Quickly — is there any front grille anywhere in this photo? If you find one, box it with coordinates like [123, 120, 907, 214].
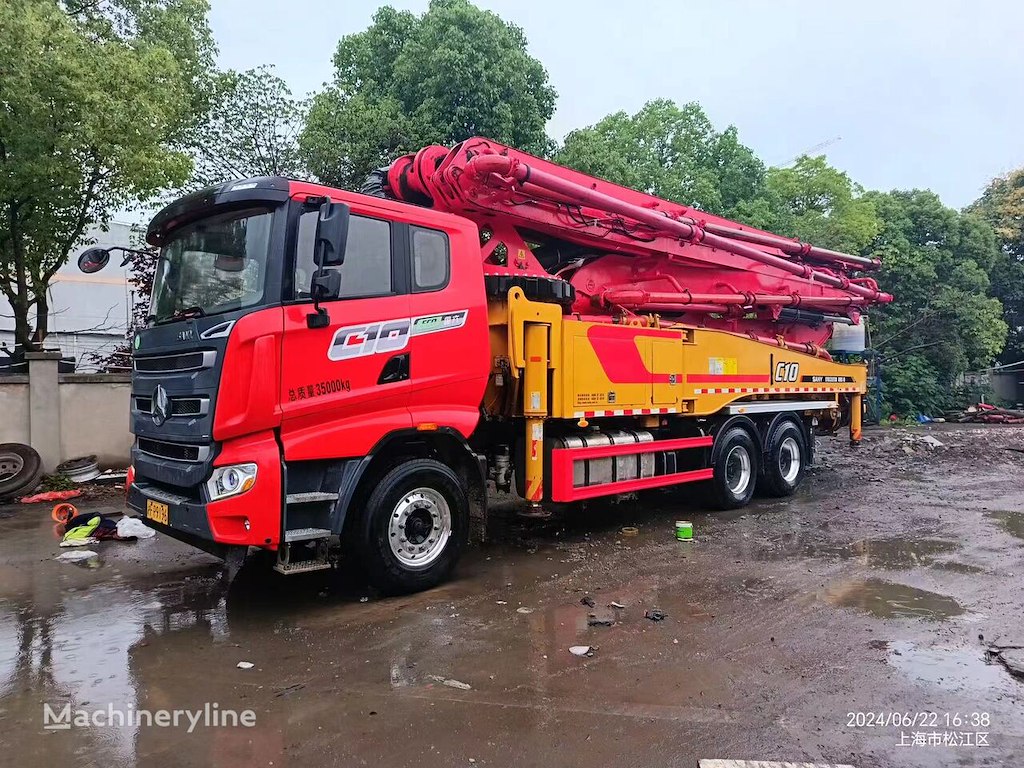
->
[137, 437, 208, 463]
[173, 398, 202, 416]
[135, 350, 214, 373]
[134, 396, 206, 416]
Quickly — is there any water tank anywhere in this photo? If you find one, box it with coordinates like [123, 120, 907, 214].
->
[830, 318, 866, 353]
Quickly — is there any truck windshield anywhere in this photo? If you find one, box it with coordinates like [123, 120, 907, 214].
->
[150, 207, 273, 323]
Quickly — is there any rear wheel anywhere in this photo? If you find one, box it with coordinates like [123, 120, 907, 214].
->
[760, 419, 807, 497]
[357, 458, 469, 594]
[709, 427, 759, 509]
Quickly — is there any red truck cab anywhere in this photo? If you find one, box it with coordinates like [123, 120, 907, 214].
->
[127, 177, 490, 590]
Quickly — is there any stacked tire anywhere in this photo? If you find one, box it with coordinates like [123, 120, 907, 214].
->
[0, 443, 43, 501]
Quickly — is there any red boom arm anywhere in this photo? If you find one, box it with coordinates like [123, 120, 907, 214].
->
[373, 138, 892, 349]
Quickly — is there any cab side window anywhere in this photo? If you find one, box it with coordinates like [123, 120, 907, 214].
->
[411, 226, 449, 292]
[294, 211, 393, 299]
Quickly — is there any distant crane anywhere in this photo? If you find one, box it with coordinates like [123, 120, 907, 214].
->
[779, 136, 842, 168]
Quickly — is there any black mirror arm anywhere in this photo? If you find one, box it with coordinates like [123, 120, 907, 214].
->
[307, 304, 330, 329]
[306, 269, 341, 328]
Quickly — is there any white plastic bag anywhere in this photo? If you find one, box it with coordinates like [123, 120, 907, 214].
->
[116, 516, 156, 539]
[56, 550, 99, 562]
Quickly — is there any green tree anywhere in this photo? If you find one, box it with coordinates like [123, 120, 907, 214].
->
[0, 0, 215, 350]
[866, 190, 1006, 414]
[968, 168, 1024, 363]
[301, 0, 556, 190]
[735, 156, 881, 254]
[555, 99, 765, 215]
[185, 65, 308, 190]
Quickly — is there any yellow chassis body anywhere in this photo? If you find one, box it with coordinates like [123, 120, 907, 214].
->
[487, 289, 866, 503]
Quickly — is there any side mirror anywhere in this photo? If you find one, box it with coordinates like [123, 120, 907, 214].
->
[314, 201, 350, 267]
[310, 269, 341, 301]
[78, 247, 111, 274]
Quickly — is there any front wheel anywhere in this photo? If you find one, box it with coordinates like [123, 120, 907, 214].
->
[357, 458, 469, 595]
[709, 426, 759, 510]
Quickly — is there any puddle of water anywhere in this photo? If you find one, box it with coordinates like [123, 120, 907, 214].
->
[822, 578, 965, 620]
[986, 510, 1024, 540]
[757, 535, 958, 570]
[887, 641, 1008, 692]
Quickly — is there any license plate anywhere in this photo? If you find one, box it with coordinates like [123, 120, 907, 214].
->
[146, 499, 169, 525]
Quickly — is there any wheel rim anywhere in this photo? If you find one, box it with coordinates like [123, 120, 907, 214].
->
[724, 445, 752, 495]
[388, 487, 452, 568]
[0, 451, 25, 483]
[778, 436, 801, 484]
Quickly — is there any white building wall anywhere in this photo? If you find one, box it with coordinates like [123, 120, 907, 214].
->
[0, 221, 144, 371]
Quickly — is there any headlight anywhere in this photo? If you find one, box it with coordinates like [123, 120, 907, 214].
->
[206, 463, 257, 501]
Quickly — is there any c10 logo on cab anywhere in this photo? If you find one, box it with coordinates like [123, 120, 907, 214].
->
[329, 320, 410, 360]
[775, 361, 800, 383]
[327, 310, 469, 361]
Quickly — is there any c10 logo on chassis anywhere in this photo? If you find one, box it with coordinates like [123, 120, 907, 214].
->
[328, 310, 468, 361]
[774, 361, 800, 383]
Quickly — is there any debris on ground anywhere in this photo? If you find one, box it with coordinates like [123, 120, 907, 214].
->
[580, 595, 596, 607]
[569, 645, 593, 657]
[93, 468, 129, 485]
[620, 526, 638, 536]
[997, 650, 1024, 678]
[834, 425, 1024, 471]
[609, 601, 625, 610]
[21, 489, 82, 504]
[55, 549, 99, 562]
[986, 643, 1024, 678]
[644, 609, 668, 622]
[516, 607, 533, 614]
[675, 520, 694, 541]
[236, 661, 255, 670]
[427, 675, 472, 690]
[953, 403, 1024, 424]
[51, 502, 78, 523]
[56, 512, 141, 544]
[0, 442, 43, 501]
[116, 516, 156, 539]
[56, 455, 101, 483]
[586, 611, 615, 627]
[59, 535, 97, 548]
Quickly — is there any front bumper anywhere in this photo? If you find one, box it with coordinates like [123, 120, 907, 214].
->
[128, 431, 283, 554]
[127, 480, 227, 558]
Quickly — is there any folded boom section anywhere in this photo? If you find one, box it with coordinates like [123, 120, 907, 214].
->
[370, 137, 891, 349]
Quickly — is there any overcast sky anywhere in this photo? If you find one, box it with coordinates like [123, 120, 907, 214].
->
[209, 0, 1024, 209]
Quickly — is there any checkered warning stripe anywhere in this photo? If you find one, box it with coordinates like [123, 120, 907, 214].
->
[693, 386, 861, 395]
[573, 407, 679, 419]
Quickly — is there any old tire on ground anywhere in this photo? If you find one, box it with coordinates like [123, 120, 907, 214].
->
[709, 426, 759, 510]
[0, 443, 43, 500]
[760, 419, 807, 497]
[357, 458, 469, 595]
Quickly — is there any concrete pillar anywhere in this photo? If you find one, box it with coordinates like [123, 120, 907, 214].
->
[26, 351, 62, 472]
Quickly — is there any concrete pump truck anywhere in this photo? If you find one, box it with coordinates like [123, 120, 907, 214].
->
[81, 138, 890, 593]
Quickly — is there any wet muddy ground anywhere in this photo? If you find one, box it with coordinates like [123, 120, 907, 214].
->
[2, 424, 1024, 767]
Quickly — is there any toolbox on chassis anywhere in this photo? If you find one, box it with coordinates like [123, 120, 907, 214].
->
[102, 137, 885, 594]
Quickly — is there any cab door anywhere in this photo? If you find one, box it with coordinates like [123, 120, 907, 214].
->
[280, 204, 411, 461]
[405, 223, 490, 437]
